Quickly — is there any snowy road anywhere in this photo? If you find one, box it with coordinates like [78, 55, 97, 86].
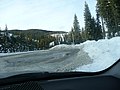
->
[0, 37, 120, 74]
[0, 46, 92, 73]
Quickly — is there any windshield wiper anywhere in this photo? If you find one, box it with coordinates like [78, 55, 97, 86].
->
[0, 71, 96, 86]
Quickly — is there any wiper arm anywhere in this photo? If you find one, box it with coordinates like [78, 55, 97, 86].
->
[0, 72, 50, 86]
[0, 71, 94, 85]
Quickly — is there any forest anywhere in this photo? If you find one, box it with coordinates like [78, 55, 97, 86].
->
[0, 0, 120, 53]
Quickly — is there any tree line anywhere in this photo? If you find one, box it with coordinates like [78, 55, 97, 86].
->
[97, 0, 120, 38]
[0, 0, 120, 52]
[67, 0, 120, 44]
[0, 27, 60, 53]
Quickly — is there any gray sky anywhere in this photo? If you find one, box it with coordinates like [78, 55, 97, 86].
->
[0, 0, 97, 32]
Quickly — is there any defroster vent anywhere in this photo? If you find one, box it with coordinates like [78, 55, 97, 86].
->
[0, 81, 44, 90]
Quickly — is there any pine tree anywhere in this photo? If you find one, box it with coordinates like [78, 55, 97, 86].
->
[72, 14, 82, 44]
[71, 27, 75, 44]
[81, 27, 87, 42]
[4, 25, 9, 53]
[97, 0, 111, 38]
[84, 2, 93, 40]
[67, 30, 72, 44]
[91, 17, 96, 40]
[95, 5, 103, 40]
[101, 17, 106, 39]
[110, 0, 120, 36]
[97, 0, 120, 38]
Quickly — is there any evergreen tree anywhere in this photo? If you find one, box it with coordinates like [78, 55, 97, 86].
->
[101, 16, 106, 39]
[71, 27, 75, 44]
[67, 14, 82, 44]
[84, 2, 93, 40]
[97, 0, 112, 38]
[91, 17, 96, 40]
[81, 27, 87, 42]
[97, 0, 120, 38]
[67, 27, 74, 44]
[72, 14, 82, 44]
[110, 0, 120, 36]
[95, 5, 103, 40]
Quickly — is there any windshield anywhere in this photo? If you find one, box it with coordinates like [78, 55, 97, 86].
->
[0, 0, 120, 75]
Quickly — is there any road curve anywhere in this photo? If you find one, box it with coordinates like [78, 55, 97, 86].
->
[0, 46, 92, 73]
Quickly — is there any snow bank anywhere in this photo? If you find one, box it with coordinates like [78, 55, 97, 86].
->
[49, 44, 80, 50]
[75, 37, 120, 72]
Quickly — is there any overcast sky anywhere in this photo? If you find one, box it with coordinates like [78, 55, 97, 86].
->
[0, 0, 97, 32]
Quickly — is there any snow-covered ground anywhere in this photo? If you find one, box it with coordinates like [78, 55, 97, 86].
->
[49, 44, 80, 50]
[50, 37, 120, 72]
[75, 37, 120, 72]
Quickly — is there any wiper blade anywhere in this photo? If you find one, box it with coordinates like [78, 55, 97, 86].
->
[0, 67, 119, 86]
[0, 72, 50, 86]
[0, 71, 94, 85]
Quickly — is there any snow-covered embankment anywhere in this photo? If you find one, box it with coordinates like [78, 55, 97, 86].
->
[75, 37, 120, 72]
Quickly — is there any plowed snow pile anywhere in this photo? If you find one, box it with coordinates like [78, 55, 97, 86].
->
[75, 37, 120, 72]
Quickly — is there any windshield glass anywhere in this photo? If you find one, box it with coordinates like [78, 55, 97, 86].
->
[0, 0, 120, 74]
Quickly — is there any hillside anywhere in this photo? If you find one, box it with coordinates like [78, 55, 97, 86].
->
[8, 29, 67, 36]
[0, 29, 68, 52]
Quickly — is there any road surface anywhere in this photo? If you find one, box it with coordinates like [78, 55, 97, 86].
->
[0, 46, 92, 73]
